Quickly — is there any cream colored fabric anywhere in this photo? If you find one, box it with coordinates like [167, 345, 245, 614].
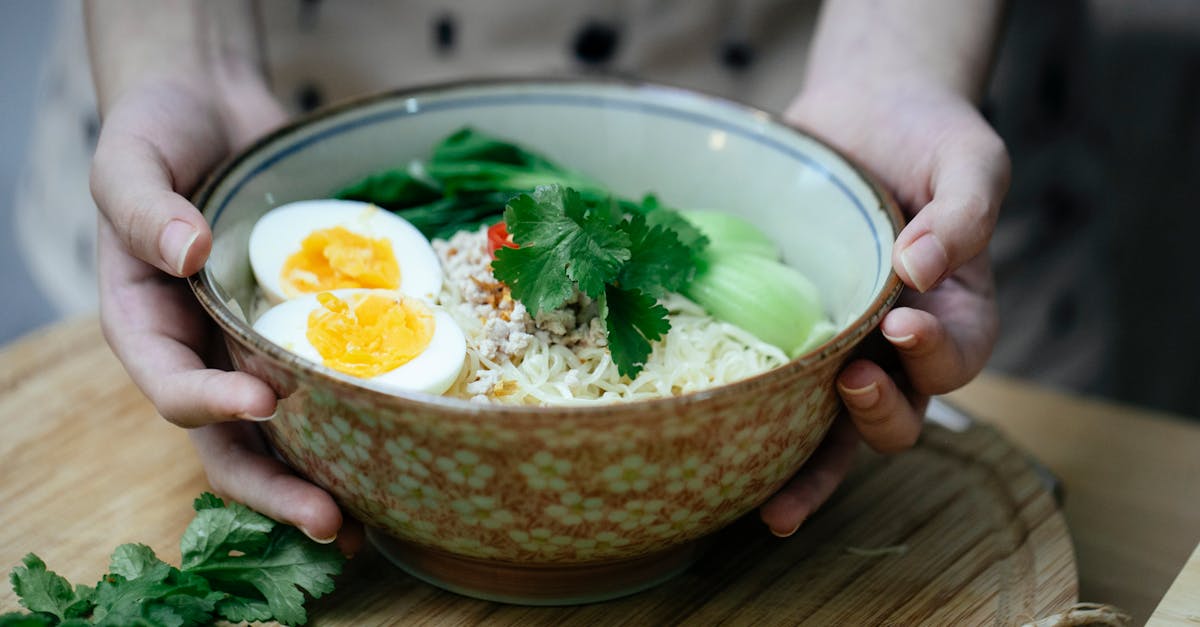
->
[16, 0, 819, 318]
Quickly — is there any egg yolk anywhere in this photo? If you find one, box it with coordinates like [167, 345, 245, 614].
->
[281, 227, 400, 297]
[307, 292, 434, 378]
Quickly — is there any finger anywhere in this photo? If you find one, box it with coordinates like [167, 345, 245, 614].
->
[887, 255, 999, 396]
[148, 367, 277, 427]
[190, 423, 363, 554]
[879, 307, 966, 397]
[90, 131, 213, 277]
[893, 126, 1010, 292]
[98, 221, 277, 426]
[759, 419, 859, 537]
[837, 359, 925, 454]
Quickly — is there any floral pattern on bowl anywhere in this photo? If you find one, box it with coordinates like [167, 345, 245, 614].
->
[193, 78, 905, 602]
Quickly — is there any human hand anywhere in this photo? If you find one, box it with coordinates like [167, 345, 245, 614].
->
[90, 78, 362, 552]
[759, 80, 1009, 536]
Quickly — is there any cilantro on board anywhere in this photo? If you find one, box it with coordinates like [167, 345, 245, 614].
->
[1, 494, 344, 627]
[492, 184, 698, 378]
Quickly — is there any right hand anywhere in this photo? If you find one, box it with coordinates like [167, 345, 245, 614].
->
[90, 78, 362, 552]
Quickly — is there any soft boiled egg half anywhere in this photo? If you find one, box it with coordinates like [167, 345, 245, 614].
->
[253, 289, 466, 395]
[248, 199, 443, 305]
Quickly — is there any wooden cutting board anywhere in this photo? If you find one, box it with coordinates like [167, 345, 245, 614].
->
[0, 319, 1077, 625]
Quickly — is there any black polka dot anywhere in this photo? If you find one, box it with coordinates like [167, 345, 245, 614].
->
[433, 12, 456, 53]
[296, 82, 324, 113]
[572, 21, 620, 65]
[720, 41, 755, 71]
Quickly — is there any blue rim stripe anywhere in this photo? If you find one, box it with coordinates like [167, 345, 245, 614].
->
[210, 91, 882, 283]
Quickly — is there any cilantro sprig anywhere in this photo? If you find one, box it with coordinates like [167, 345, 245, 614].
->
[1, 494, 344, 627]
[492, 184, 699, 378]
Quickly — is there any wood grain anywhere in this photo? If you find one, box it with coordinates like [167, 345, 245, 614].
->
[1149, 542, 1200, 626]
[949, 375, 1200, 624]
[1, 318, 1078, 625]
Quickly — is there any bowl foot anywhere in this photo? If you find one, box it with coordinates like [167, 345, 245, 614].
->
[366, 528, 705, 605]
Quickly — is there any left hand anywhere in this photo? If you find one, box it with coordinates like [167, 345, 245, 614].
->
[759, 79, 1010, 536]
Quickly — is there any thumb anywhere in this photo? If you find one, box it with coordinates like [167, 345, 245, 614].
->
[893, 126, 1010, 292]
[90, 132, 213, 277]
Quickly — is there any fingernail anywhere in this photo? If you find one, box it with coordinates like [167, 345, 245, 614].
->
[161, 220, 200, 276]
[771, 521, 803, 538]
[300, 527, 338, 544]
[236, 411, 275, 422]
[882, 331, 917, 349]
[899, 232, 948, 293]
[839, 380, 880, 409]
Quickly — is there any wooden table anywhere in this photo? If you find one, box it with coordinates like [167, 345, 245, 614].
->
[1, 318, 1198, 625]
[945, 376, 1200, 624]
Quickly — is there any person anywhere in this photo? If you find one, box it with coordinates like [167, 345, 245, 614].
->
[80, 0, 1009, 553]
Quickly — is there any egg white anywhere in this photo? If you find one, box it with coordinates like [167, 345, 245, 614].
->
[248, 199, 443, 305]
[252, 288, 466, 396]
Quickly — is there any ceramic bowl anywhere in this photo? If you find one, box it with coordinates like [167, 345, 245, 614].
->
[189, 79, 904, 604]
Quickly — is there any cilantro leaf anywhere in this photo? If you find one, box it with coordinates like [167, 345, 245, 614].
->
[0, 613, 58, 626]
[631, 194, 710, 254]
[9, 555, 93, 621]
[191, 493, 225, 511]
[617, 213, 695, 299]
[192, 526, 342, 627]
[602, 285, 671, 379]
[214, 595, 273, 624]
[108, 545, 169, 582]
[179, 499, 274, 570]
[4, 493, 344, 627]
[493, 185, 632, 312]
[91, 567, 216, 627]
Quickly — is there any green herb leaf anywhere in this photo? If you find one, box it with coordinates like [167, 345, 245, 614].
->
[179, 499, 274, 570]
[9, 555, 92, 621]
[91, 566, 216, 627]
[193, 526, 342, 627]
[214, 595, 273, 624]
[0, 613, 58, 626]
[630, 194, 710, 253]
[493, 185, 632, 312]
[191, 492, 224, 511]
[617, 213, 695, 299]
[4, 493, 344, 627]
[602, 285, 671, 379]
[108, 545, 169, 582]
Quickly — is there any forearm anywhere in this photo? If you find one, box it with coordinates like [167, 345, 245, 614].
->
[803, 0, 1007, 101]
[85, 0, 279, 141]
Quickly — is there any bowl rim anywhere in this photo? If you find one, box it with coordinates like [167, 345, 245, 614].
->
[187, 75, 906, 416]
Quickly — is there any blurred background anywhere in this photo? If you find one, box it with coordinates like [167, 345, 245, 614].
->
[1, 0, 1198, 418]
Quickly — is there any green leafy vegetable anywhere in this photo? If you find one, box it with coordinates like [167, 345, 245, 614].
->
[684, 251, 833, 358]
[681, 210, 780, 259]
[628, 194, 710, 255]
[601, 285, 671, 376]
[335, 127, 607, 240]
[617, 213, 695, 299]
[8, 556, 93, 622]
[431, 126, 562, 170]
[493, 184, 696, 378]
[493, 185, 631, 311]
[3, 494, 344, 627]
